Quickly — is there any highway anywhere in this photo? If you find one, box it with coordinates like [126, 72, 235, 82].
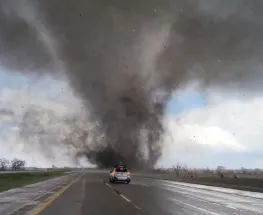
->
[39, 171, 263, 215]
[0, 172, 81, 215]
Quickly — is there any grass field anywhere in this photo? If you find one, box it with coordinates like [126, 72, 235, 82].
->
[0, 171, 65, 192]
[135, 172, 263, 193]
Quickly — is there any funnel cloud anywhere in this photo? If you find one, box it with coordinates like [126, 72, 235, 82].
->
[0, 0, 263, 168]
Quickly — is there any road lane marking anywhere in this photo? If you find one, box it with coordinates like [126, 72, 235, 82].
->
[34, 172, 85, 215]
[119, 194, 142, 210]
[170, 198, 219, 215]
[133, 204, 142, 210]
[120, 194, 131, 202]
[101, 178, 141, 210]
[113, 188, 121, 195]
[105, 182, 112, 188]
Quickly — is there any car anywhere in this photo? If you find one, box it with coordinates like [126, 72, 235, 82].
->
[109, 165, 131, 184]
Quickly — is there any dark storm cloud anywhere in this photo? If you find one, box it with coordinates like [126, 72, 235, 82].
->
[158, 0, 263, 91]
[0, 0, 263, 168]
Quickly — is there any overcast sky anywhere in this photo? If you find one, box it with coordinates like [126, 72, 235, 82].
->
[1, 68, 262, 169]
[1, 0, 263, 169]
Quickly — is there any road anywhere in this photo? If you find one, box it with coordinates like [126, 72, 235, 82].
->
[40, 171, 263, 215]
[0, 172, 81, 215]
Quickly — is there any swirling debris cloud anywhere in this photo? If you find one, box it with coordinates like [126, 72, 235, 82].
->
[0, 0, 263, 168]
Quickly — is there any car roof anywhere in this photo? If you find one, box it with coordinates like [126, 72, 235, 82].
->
[114, 164, 127, 168]
[114, 166, 128, 170]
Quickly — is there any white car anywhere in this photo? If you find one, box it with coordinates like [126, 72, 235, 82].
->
[109, 166, 131, 184]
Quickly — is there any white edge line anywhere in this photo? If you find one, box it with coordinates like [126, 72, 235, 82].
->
[120, 194, 131, 202]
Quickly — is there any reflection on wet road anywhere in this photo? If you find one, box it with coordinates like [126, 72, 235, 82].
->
[41, 171, 263, 215]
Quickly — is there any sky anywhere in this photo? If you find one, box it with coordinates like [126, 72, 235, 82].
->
[1, 68, 263, 169]
[1, 0, 263, 170]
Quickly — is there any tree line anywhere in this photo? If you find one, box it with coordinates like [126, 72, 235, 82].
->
[153, 164, 263, 178]
[0, 158, 26, 171]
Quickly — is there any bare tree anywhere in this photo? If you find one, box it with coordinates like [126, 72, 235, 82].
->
[216, 166, 225, 178]
[0, 159, 9, 171]
[175, 162, 182, 177]
[204, 167, 213, 174]
[240, 167, 248, 174]
[11, 158, 26, 170]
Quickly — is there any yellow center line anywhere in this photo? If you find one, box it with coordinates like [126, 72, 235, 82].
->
[34, 172, 85, 215]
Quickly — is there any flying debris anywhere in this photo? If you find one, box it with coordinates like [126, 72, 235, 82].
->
[0, 0, 263, 169]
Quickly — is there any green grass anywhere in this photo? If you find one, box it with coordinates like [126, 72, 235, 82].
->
[0, 171, 65, 192]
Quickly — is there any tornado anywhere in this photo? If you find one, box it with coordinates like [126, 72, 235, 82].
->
[0, 0, 263, 168]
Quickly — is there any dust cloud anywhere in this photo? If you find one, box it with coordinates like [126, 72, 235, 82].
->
[0, 0, 262, 168]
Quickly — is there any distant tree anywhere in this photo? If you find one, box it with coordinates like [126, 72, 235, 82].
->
[204, 167, 213, 174]
[216, 166, 225, 176]
[11, 158, 26, 170]
[183, 165, 188, 173]
[0, 159, 9, 171]
[240, 167, 247, 174]
[175, 163, 182, 176]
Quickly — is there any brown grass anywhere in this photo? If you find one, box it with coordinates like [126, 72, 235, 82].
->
[135, 165, 263, 192]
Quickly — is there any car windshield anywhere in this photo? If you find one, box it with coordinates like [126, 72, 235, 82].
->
[2, 1, 262, 215]
[115, 167, 128, 172]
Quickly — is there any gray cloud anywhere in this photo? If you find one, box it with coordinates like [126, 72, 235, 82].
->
[0, 0, 263, 168]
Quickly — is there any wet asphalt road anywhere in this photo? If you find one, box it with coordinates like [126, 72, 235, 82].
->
[41, 171, 263, 215]
[0, 172, 81, 215]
